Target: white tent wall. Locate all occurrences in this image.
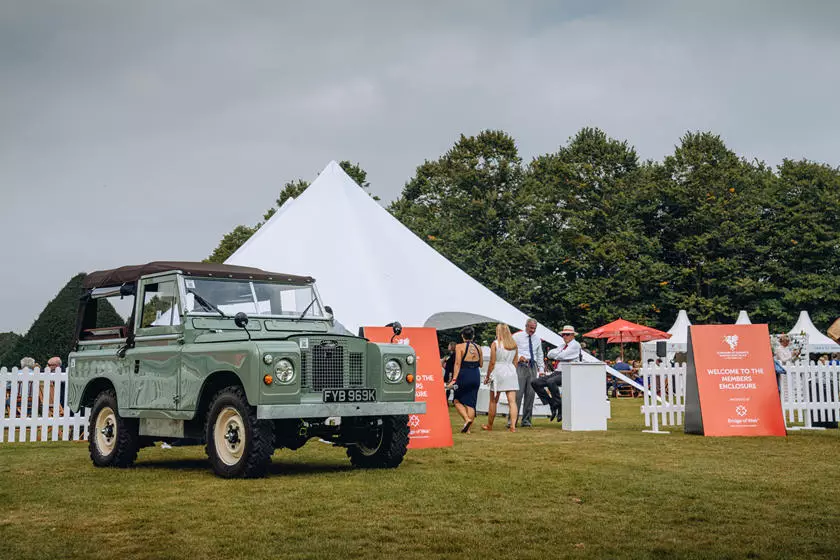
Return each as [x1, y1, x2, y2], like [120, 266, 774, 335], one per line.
[641, 309, 691, 364]
[226, 161, 565, 346]
[788, 310, 840, 355]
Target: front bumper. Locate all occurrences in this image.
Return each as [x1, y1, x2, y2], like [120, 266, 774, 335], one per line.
[257, 401, 426, 420]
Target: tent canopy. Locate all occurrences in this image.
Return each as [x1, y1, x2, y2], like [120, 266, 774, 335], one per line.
[226, 161, 564, 346]
[788, 310, 840, 354]
[641, 310, 692, 362]
[735, 310, 752, 325]
[643, 310, 691, 348]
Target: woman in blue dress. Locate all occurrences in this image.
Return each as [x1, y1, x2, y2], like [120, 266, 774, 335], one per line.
[446, 326, 483, 434]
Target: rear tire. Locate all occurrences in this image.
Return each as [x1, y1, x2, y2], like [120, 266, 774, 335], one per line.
[204, 386, 274, 478]
[346, 415, 409, 469]
[88, 389, 139, 468]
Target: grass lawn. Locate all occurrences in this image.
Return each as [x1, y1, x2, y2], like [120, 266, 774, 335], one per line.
[1, 399, 839, 559]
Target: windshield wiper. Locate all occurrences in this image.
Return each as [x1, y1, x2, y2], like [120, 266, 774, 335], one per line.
[296, 297, 318, 321]
[187, 288, 228, 318]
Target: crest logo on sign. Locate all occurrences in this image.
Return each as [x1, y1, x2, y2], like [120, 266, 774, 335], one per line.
[717, 333, 749, 360]
[724, 335, 739, 352]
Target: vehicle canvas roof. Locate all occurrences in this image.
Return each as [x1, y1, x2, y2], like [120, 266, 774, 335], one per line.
[82, 261, 314, 289]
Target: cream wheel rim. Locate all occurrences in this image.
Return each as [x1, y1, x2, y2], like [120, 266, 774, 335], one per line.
[95, 406, 117, 455]
[214, 406, 245, 466]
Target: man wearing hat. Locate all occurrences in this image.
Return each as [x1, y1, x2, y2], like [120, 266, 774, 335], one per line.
[532, 325, 582, 422]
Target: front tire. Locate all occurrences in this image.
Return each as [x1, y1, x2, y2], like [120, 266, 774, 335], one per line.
[346, 415, 409, 469]
[88, 389, 139, 468]
[204, 386, 274, 478]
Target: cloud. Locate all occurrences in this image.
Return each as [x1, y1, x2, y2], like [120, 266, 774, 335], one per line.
[1, 1, 838, 332]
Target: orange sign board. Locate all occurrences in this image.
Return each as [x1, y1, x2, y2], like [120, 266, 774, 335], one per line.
[363, 327, 453, 449]
[685, 324, 786, 436]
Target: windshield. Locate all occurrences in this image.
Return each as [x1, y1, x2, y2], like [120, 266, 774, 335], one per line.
[183, 277, 325, 319]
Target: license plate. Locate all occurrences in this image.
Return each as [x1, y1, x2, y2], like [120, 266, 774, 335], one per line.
[323, 388, 376, 403]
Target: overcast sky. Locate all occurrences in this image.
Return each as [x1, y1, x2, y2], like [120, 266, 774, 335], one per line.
[1, 1, 839, 334]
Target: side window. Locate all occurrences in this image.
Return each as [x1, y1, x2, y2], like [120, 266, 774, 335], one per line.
[140, 280, 181, 328]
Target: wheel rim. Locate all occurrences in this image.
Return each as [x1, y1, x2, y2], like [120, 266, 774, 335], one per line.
[357, 426, 383, 456]
[214, 406, 246, 466]
[95, 406, 117, 456]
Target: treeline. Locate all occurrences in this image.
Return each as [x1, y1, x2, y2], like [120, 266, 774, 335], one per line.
[390, 129, 840, 334]
[0, 274, 124, 368]
[208, 128, 840, 335]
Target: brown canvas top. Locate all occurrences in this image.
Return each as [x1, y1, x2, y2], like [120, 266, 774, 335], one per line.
[82, 261, 314, 289]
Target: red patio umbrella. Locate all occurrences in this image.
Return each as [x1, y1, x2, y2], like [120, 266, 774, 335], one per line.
[583, 318, 671, 361]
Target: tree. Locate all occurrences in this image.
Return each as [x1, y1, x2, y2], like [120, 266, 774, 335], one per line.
[635, 132, 772, 327]
[204, 225, 259, 264]
[4, 274, 125, 367]
[760, 159, 840, 330]
[0, 332, 22, 369]
[518, 128, 666, 331]
[206, 161, 375, 261]
[269, 178, 310, 218]
[389, 130, 528, 304]
[339, 160, 379, 201]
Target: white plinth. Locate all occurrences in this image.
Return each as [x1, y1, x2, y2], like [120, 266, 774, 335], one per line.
[561, 362, 610, 431]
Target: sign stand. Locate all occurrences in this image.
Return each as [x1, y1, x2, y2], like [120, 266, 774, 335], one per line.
[685, 324, 786, 437]
[363, 327, 453, 449]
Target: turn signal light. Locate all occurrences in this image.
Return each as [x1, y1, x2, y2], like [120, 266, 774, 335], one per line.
[406, 374, 415, 383]
[263, 375, 273, 385]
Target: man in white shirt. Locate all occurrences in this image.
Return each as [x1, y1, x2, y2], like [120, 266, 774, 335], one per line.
[534, 325, 582, 422]
[512, 318, 545, 427]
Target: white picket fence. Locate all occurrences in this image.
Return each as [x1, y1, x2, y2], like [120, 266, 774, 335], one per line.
[640, 363, 687, 433]
[641, 363, 840, 433]
[1, 367, 88, 443]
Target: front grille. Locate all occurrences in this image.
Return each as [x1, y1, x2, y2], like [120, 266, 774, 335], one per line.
[298, 339, 365, 391]
[349, 352, 364, 385]
[312, 341, 344, 391]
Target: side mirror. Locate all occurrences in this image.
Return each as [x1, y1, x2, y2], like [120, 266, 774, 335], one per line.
[234, 312, 249, 329]
[324, 305, 333, 317]
[387, 321, 402, 336]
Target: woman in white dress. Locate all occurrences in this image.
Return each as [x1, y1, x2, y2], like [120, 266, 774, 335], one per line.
[482, 323, 520, 432]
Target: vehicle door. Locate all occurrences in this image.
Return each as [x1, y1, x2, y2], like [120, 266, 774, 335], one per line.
[126, 275, 183, 409]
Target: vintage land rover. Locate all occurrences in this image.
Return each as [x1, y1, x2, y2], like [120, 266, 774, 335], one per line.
[68, 262, 424, 478]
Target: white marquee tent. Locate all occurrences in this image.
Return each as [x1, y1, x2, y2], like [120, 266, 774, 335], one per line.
[226, 161, 566, 346]
[788, 310, 840, 355]
[735, 310, 752, 325]
[641, 309, 692, 363]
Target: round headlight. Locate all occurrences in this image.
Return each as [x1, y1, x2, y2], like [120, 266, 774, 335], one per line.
[406, 354, 415, 365]
[274, 359, 295, 383]
[385, 359, 403, 382]
[263, 354, 274, 365]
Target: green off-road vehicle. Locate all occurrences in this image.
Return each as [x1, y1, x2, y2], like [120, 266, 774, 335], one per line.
[68, 262, 424, 478]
